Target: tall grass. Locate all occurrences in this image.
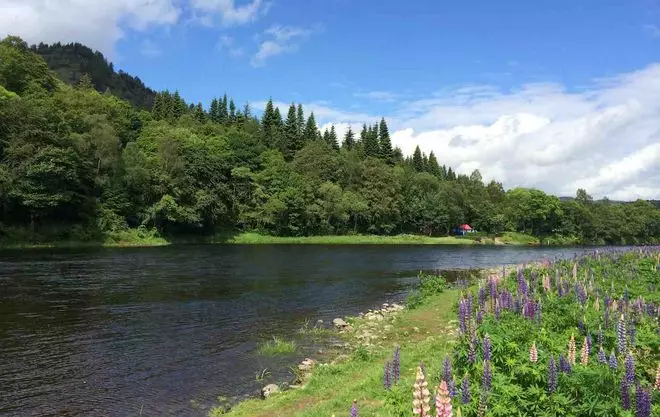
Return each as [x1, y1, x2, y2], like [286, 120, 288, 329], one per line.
[257, 337, 297, 355]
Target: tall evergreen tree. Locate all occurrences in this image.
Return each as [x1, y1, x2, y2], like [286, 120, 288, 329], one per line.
[219, 94, 229, 124]
[329, 125, 339, 150]
[343, 127, 355, 150]
[303, 112, 319, 143]
[447, 166, 456, 180]
[296, 104, 305, 140]
[172, 91, 185, 119]
[378, 118, 393, 162]
[229, 99, 236, 124]
[194, 102, 206, 123]
[364, 124, 380, 157]
[412, 145, 424, 172]
[209, 98, 219, 123]
[152, 93, 164, 120]
[283, 103, 299, 160]
[427, 151, 441, 177]
[422, 153, 429, 172]
[262, 98, 280, 148]
[243, 103, 252, 120]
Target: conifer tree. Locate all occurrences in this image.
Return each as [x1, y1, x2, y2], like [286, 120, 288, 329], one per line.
[219, 94, 229, 124]
[447, 167, 456, 180]
[209, 98, 219, 123]
[422, 153, 429, 172]
[243, 103, 252, 120]
[172, 91, 185, 119]
[194, 102, 205, 123]
[303, 112, 319, 143]
[262, 98, 280, 148]
[329, 125, 339, 150]
[283, 103, 299, 160]
[412, 145, 424, 171]
[322, 129, 331, 144]
[296, 104, 305, 140]
[152, 93, 164, 120]
[428, 151, 441, 177]
[229, 99, 236, 124]
[378, 118, 393, 162]
[364, 124, 380, 157]
[343, 126, 355, 150]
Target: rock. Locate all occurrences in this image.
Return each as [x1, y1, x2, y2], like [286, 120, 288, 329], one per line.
[298, 358, 317, 372]
[333, 318, 348, 328]
[316, 319, 324, 324]
[261, 384, 279, 399]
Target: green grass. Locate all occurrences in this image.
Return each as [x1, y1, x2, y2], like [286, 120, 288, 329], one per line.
[257, 337, 298, 356]
[496, 231, 540, 245]
[221, 232, 481, 245]
[211, 289, 463, 417]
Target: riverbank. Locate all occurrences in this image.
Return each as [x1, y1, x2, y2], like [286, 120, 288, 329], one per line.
[0, 231, 543, 249]
[212, 248, 659, 417]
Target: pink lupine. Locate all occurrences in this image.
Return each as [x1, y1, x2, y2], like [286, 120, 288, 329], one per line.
[568, 334, 576, 366]
[413, 366, 431, 416]
[580, 337, 589, 365]
[435, 380, 453, 417]
[654, 363, 659, 391]
[529, 342, 538, 363]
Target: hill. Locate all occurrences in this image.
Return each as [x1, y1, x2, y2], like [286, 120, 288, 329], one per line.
[31, 42, 156, 110]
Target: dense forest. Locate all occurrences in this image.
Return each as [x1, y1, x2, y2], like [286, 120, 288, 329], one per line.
[1, 36, 659, 245]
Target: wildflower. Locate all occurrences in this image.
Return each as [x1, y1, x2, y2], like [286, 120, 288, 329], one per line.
[476, 392, 488, 417]
[580, 337, 589, 365]
[609, 350, 618, 370]
[548, 356, 557, 394]
[476, 310, 483, 325]
[655, 363, 660, 390]
[594, 296, 600, 311]
[559, 354, 572, 374]
[384, 361, 392, 390]
[468, 337, 476, 364]
[542, 275, 551, 292]
[482, 360, 492, 392]
[435, 380, 452, 417]
[625, 352, 635, 386]
[598, 325, 603, 346]
[635, 385, 651, 417]
[482, 334, 491, 362]
[598, 346, 607, 364]
[413, 366, 431, 416]
[478, 286, 486, 309]
[629, 319, 636, 347]
[618, 315, 627, 353]
[461, 376, 471, 404]
[568, 334, 576, 366]
[621, 375, 631, 410]
[392, 346, 400, 383]
[529, 342, 538, 363]
[443, 355, 456, 398]
[494, 300, 501, 320]
[586, 333, 593, 355]
[535, 300, 542, 324]
[351, 400, 358, 417]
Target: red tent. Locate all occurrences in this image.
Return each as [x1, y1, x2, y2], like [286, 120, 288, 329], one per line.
[458, 224, 473, 231]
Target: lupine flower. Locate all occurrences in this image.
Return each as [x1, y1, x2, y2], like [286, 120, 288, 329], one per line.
[629, 319, 636, 347]
[443, 355, 456, 398]
[476, 310, 483, 325]
[478, 286, 486, 309]
[609, 350, 618, 370]
[559, 354, 572, 374]
[413, 366, 431, 416]
[598, 325, 603, 347]
[435, 380, 452, 417]
[635, 385, 651, 417]
[586, 333, 593, 355]
[542, 275, 551, 292]
[580, 337, 589, 365]
[488, 277, 497, 301]
[612, 299, 619, 312]
[625, 352, 635, 386]
[482, 360, 492, 392]
[568, 334, 576, 366]
[655, 363, 660, 390]
[483, 334, 491, 362]
[598, 346, 607, 363]
[420, 361, 426, 378]
[468, 337, 476, 364]
[458, 299, 468, 335]
[392, 346, 400, 383]
[476, 392, 488, 417]
[529, 342, 538, 363]
[494, 300, 501, 320]
[384, 361, 392, 390]
[351, 400, 358, 417]
[461, 376, 471, 404]
[618, 315, 627, 354]
[548, 356, 557, 394]
[621, 375, 631, 410]
[594, 296, 600, 311]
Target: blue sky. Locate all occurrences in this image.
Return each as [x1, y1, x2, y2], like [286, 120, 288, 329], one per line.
[2, 0, 660, 200]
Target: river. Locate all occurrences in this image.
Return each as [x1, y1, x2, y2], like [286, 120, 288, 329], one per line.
[0, 244, 593, 416]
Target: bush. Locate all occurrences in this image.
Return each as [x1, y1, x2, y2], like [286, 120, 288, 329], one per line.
[406, 272, 447, 309]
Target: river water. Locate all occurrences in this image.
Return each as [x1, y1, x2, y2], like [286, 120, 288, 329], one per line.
[0, 244, 593, 416]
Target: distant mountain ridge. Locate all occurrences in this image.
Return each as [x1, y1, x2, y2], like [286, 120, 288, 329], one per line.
[31, 42, 156, 110]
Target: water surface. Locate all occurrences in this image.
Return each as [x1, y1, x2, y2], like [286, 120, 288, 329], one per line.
[0, 244, 592, 416]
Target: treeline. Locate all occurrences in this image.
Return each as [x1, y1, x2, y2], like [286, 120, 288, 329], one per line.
[1, 36, 659, 245]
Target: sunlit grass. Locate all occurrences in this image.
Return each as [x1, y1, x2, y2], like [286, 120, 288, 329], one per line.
[257, 337, 298, 356]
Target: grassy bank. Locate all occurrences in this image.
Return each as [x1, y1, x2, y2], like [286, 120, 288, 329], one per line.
[0, 230, 543, 249]
[212, 248, 660, 417]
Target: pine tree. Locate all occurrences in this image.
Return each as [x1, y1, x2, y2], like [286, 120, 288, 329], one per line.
[378, 118, 393, 162]
[296, 104, 305, 140]
[243, 103, 252, 120]
[209, 98, 219, 123]
[427, 151, 441, 177]
[303, 112, 319, 143]
[412, 145, 424, 172]
[194, 102, 206, 123]
[359, 124, 368, 145]
[219, 94, 229, 124]
[152, 93, 164, 120]
[229, 99, 236, 124]
[77, 73, 94, 90]
[364, 124, 380, 157]
[262, 98, 280, 148]
[322, 129, 331, 144]
[172, 91, 185, 119]
[447, 167, 456, 180]
[283, 103, 299, 160]
[329, 125, 339, 150]
[343, 126, 355, 150]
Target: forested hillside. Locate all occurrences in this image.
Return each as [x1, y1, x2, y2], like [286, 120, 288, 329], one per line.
[31, 42, 156, 109]
[1, 36, 659, 245]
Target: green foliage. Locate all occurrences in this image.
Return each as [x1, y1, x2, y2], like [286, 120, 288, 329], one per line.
[257, 337, 297, 355]
[407, 272, 448, 309]
[1, 36, 659, 246]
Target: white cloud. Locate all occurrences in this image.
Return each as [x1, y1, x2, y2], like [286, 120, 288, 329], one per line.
[293, 65, 660, 201]
[140, 39, 162, 57]
[354, 90, 399, 102]
[0, 0, 268, 57]
[216, 34, 243, 56]
[251, 25, 315, 67]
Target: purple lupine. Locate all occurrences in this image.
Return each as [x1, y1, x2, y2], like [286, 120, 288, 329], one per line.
[609, 350, 618, 370]
[618, 315, 627, 354]
[482, 360, 492, 392]
[384, 361, 392, 390]
[392, 346, 400, 383]
[548, 356, 557, 394]
[468, 337, 477, 364]
[482, 334, 491, 361]
[578, 317, 585, 333]
[443, 355, 456, 398]
[494, 300, 501, 320]
[467, 294, 474, 317]
[513, 297, 521, 314]
[478, 286, 486, 309]
[597, 346, 607, 363]
[625, 352, 635, 386]
[461, 375, 471, 404]
[621, 376, 631, 410]
[598, 326, 603, 347]
[635, 386, 651, 417]
[586, 333, 593, 355]
[557, 279, 564, 297]
[488, 276, 497, 300]
[559, 354, 572, 374]
[458, 299, 468, 334]
[476, 309, 484, 325]
[351, 400, 359, 417]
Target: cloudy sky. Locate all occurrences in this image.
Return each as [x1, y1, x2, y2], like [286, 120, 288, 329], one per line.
[2, 0, 659, 200]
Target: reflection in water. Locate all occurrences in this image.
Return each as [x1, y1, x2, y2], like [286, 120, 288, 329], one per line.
[0, 244, 590, 416]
